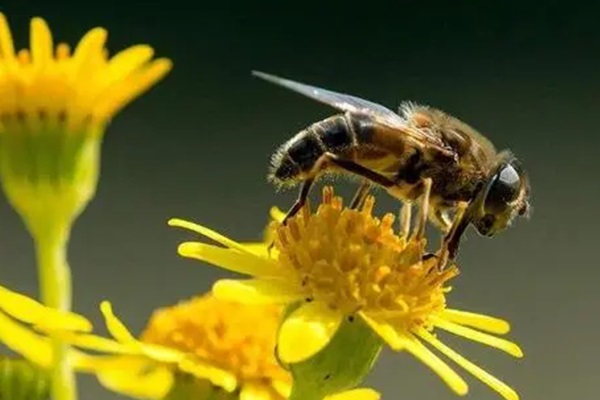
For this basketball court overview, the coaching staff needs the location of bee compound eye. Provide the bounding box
[484,163,521,214]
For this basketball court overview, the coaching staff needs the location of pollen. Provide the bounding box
[274,187,459,328]
[140,294,291,388]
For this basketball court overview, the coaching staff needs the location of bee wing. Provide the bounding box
[253,71,451,153]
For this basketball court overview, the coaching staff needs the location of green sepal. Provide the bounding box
[281,304,382,400]
[0,123,103,237]
[163,373,239,400]
[0,357,50,400]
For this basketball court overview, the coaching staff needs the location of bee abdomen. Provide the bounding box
[269,114,365,185]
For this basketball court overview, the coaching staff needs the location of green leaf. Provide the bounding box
[0,357,50,400]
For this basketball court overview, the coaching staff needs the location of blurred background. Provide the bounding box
[1,1,599,399]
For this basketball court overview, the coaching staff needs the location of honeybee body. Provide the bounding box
[270,110,486,216]
[255,71,530,261]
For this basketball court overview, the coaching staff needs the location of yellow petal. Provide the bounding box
[0,285,92,332]
[95,356,173,399]
[0,312,52,367]
[269,206,286,223]
[96,58,172,117]
[100,301,136,343]
[359,313,407,350]
[178,358,238,392]
[240,382,276,400]
[105,45,155,82]
[55,331,133,355]
[178,242,282,277]
[431,316,523,358]
[72,27,107,65]
[0,13,15,60]
[241,242,271,258]
[30,17,53,64]
[277,301,343,364]
[271,379,292,398]
[0,313,102,372]
[53,326,183,364]
[324,388,381,400]
[213,278,303,304]
[138,342,184,364]
[416,327,519,400]
[442,309,511,334]
[399,332,469,396]
[169,218,257,255]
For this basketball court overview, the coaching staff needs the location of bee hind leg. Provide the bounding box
[321,152,398,188]
[281,177,315,225]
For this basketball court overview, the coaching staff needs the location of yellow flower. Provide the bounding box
[169,187,523,400]
[34,294,378,400]
[0,13,172,233]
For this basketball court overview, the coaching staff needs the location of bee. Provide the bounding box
[254,71,530,262]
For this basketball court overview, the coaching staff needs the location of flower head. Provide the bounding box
[0,13,171,234]
[0,13,171,131]
[170,187,523,400]
[18,292,376,400]
[139,294,292,399]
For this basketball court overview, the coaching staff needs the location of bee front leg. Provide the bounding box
[438,202,469,269]
[430,209,453,234]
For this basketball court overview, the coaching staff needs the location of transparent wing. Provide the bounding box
[253,71,450,152]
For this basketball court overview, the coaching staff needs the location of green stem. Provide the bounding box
[33,224,76,400]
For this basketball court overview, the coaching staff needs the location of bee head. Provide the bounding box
[472,152,530,237]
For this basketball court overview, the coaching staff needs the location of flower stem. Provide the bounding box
[33,224,76,400]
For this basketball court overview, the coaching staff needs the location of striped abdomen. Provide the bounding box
[269,113,375,185]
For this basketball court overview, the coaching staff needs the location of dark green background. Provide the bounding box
[1,1,598,399]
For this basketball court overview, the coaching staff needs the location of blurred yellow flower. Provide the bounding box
[34,294,378,400]
[170,187,523,400]
[0,13,172,231]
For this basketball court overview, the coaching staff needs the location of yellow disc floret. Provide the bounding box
[140,295,291,395]
[274,187,458,327]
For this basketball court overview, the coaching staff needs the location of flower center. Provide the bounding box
[140,295,290,386]
[273,187,458,329]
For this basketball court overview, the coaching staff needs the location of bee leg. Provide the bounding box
[281,177,315,225]
[430,209,453,234]
[438,202,469,269]
[413,178,432,241]
[399,202,412,238]
[349,180,373,209]
[321,152,398,188]
[269,178,315,254]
